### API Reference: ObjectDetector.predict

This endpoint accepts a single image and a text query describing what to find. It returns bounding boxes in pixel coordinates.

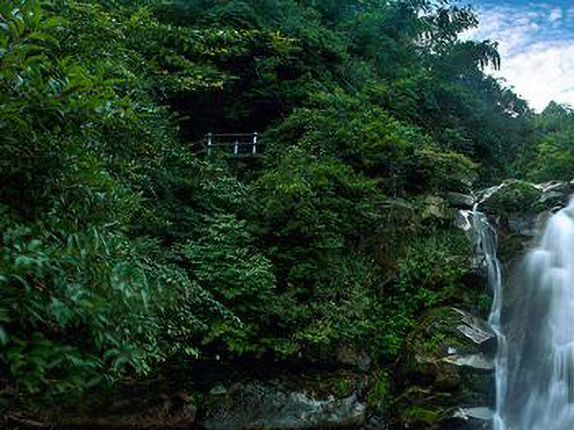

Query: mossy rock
[407,308,479,360]
[394,386,455,430]
[481,181,569,215]
[497,225,531,267]
[392,307,494,429]
[481,181,541,214]
[201,376,367,430]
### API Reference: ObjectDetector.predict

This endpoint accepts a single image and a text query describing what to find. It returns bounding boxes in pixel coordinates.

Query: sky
[463,0,574,112]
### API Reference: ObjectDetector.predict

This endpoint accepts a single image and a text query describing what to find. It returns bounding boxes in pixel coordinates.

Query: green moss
[498,230,529,264]
[459,371,494,405]
[408,307,476,360]
[484,181,544,213]
[402,405,441,421]
[395,387,454,429]
[391,304,491,429]
[332,373,355,397]
[477,292,492,317]
[367,370,390,414]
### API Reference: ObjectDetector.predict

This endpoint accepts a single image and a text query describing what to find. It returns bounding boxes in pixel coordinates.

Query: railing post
[234,139,239,156]
[252,132,258,155]
[207,132,213,156]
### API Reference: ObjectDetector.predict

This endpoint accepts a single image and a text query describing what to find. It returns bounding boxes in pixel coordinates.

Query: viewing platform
[204,132,264,158]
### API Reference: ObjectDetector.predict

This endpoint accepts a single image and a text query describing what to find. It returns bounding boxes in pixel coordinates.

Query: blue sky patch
[463,0,574,111]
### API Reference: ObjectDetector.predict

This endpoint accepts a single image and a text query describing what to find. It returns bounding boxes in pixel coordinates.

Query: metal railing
[205,132,262,157]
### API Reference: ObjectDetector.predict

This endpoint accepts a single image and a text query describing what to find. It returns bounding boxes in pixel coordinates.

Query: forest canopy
[0,0,569,407]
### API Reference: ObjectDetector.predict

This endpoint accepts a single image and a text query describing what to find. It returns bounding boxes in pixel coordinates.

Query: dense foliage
[0,0,566,409]
[520,102,574,182]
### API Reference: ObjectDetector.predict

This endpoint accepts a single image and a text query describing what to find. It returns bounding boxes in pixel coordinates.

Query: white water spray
[495,198,574,430]
[472,202,507,430]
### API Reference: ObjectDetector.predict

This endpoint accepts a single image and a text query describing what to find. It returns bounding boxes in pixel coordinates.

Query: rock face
[453,308,495,345]
[479,180,573,238]
[426,179,574,430]
[337,346,372,371]
[453,407,493,429]
[475,180,574,269]
[391,187,523,430]
[445,192,475,209]
[201,380,366,430]
[442,353,493,370]
[395,306,495,429]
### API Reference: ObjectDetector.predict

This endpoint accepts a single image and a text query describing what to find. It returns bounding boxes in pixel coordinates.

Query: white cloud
[500,42,574,111]
[549,8,562,23]
[463,2,574,111]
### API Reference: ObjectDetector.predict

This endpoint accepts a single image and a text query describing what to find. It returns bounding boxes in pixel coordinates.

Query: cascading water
[472,191,574,430]
[472,203,507,430]
[499,198,574,430]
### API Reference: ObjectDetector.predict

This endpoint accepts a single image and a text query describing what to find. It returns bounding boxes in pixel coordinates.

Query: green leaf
[0,326,8,345]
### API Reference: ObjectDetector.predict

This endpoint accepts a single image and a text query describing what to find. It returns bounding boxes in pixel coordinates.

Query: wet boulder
[394,307,495,430]
[200,378,367,430]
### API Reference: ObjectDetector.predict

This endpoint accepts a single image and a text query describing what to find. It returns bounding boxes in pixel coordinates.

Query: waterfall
[474,194,574,430]
[497,199,574,430]
[472,205,507,430]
